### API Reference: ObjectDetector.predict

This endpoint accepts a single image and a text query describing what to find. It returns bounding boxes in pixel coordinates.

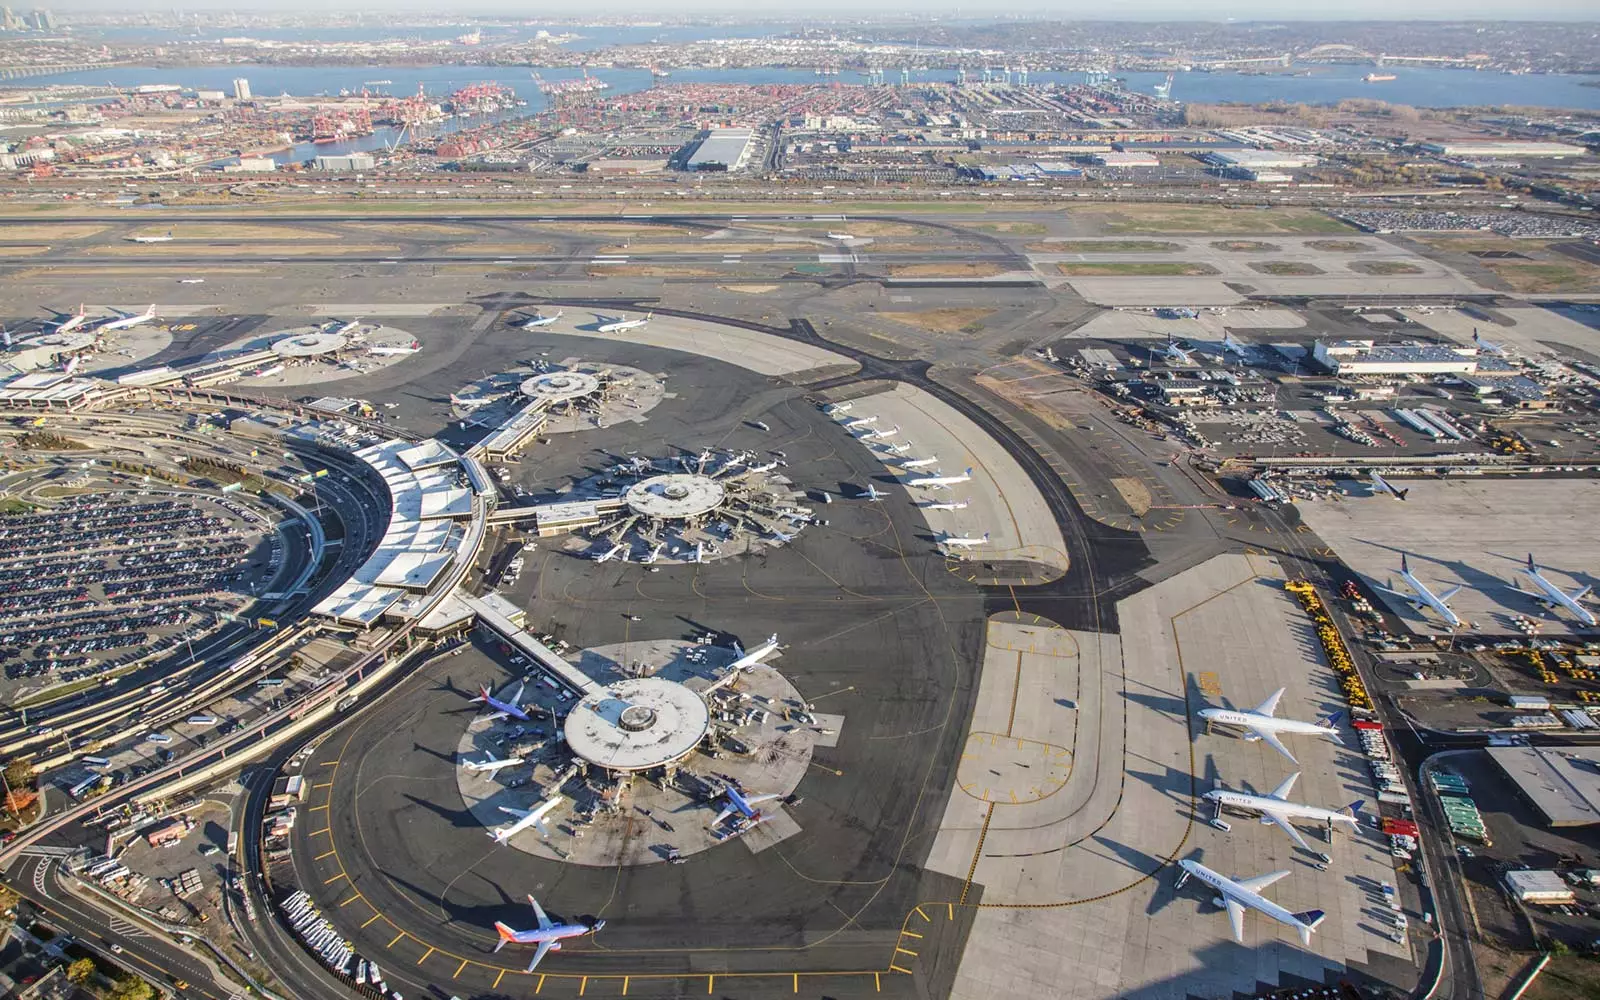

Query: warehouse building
[1488,745,1600,827]
[1420,141,1586,159]
[1313,339,1480,376]
[313,153,375,172]
[1207,149,1319,171]
[685,128,755,172]
[1092,150,1159,168]
[1504,869,1577,905]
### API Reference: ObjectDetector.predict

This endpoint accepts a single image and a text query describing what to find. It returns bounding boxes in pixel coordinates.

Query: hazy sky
[39,0,1600,18]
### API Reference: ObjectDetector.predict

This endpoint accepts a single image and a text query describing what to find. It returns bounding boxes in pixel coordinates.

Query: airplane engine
[1211,896,1226,909]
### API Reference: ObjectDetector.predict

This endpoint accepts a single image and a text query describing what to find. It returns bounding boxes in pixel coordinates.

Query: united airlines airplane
[1197,688,1344,765]
[1373,554,1465,628]
[1515,553,1596,627]
[1176,859,1325,946]
[1204,773,1363,852]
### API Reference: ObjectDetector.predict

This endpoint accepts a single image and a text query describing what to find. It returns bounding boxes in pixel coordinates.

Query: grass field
[885,308,996,334]
[1026,240,1181,253]
[85,242,400,257]
[1091,205,1353,235]
[1307,239,1377,253]
[344,222,479,236]
[0,245,47,257]
[531,222,698,239]
[743,220,927,237]
[1528,954,1600,1000]
[1482,262,1596,293]
[0,224,109,240]
[1250,260,1324,275]
[597,241,784,254]
[587,264,728,277]
[1211,240,1280,252]
[971,221,1048,235]
[1056,261,1220,276]
[720,284,782,294]
[887,262,1011,278]
[1348,260,1425,275]
[443,243,555,255]
[127,223,340,240]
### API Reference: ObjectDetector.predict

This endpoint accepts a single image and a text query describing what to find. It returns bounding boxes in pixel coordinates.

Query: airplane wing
[745,794,781,807]
[1250,688,1285,718]
[1235,870,1291,893]
[1436,585,1464,602]
[1268,773,1299,800]
[527,939,554,973]
[529,896,554,930]
[1260,810,1311,852]
[1371,585,1419,605]
[1224,898,1246,943]
[499,805,532,819]
[712,806,736,826]
[1249,726,1299,765]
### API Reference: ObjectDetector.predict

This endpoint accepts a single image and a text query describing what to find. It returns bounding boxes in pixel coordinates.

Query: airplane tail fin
[1345,799,1365,817]
[1400,554,1410,574]
[1293,909,1326,945]
[472,686,489,703]
[493,922,516,950]
[1528,553,1538,572]
[1394,485,1409,501]
[964,467,973,477]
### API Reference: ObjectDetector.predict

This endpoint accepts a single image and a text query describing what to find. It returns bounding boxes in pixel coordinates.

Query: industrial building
[1092,151,1160,168]
[223,157,277,173]
[313,153,375,172]
[1503,869,1577,905]
[685,128,755,172]
[1312,339,1480,376]
[1207,149,1319,171]
[1488,745,1600,827]
[1419,141,1586,159]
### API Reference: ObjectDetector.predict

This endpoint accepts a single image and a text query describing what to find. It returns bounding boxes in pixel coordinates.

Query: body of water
[16,62,1600,113]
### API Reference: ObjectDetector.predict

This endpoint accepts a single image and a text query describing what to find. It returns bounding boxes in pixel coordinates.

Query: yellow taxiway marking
[361,914,383,929]
[323,872,346,885]
[896,947,918,957]
[314,850,336,861]
[310,804,329,811]
[914,906,930,922]
[312,782,332,789]
[580,976,589,996]
[875,972,882,992]
[706,976,714,994]
[947,903,955,920]
[793,973,800,993]
[387,931,405,948]
[493,970,505,989]
[319,761,340,766]
[537,973,547,993]
[901,930,923,939]
[890,964,913,975]
[417,947,434,965]
[340,893,361,907]
[309,827,331,836]
[454,959,468,979]
[622,976,630,996]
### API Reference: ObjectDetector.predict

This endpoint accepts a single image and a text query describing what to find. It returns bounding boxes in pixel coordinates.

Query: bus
[257,678,286,688]
[81,756,112,769]
[187,714,218,727]
[68,775,102,799]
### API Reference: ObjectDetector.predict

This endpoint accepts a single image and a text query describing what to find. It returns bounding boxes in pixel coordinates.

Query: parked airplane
[885,441,912,454]
[1373,554,1465,628]
[856,484,887,502]
[98,305,157,332]
[1369,472,1409,501]
[520,310,563,328]
[864,424,901,440]
[1204,773,1363,852]
[899,455,940,470]
[924,499,970,511]
[769,529,796,544]
[826,232,854,241]
[597,312,652,333]
[825,401,852,414]
[1175,859,1326,946]
[1222,332,1248,358]
[471,681,531,722]
[50,304,89,334]
[329,318,362,337]
[937,530,990,549]
[450,393,493,412]
[488,796,566,848]
[1515,554,1597,627]
[127,230,174,243]
[1162,335,1195,365]
[368,342,420,356]
[1197,689,1344,765]
[492,893,603,972]
[593,542,627,563]
[907,467,973,490]
[842,415,877,430]
[177,278,205,284]
[712,783,781,827]
[462,754,525,779]
[1473,328,1505,356]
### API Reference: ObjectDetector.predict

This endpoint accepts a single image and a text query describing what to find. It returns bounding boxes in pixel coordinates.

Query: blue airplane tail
[1346,799,1364,816]
[1293,909,1326,929]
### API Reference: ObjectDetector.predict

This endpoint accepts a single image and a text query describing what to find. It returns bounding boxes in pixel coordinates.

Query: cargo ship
[1364,73,1397,82]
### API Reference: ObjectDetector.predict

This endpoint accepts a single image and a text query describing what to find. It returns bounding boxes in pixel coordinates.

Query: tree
[65,957,96,984]
[108,975,155,1000]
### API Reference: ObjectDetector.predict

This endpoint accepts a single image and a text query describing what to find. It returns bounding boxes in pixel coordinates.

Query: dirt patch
[1348,260,1425,276]
[526,223,696,239]
[1307,239,1377,253]
[745,220,926,237]
[587,264,726,278]
[1480,262,1596,293]
[720,284,781,294]
[443,242,555,255]
[84,243,399,257]
[0,245,47,257]
[1527,954,1600,1000]
[1026,240,1181,253]
[886,308,996,335]
[0,224,108,240]
[1110,477,1153,517]
[597,241,782,255]
[972,221,1047,235]
[1055,261,1219,276]
[887,262,1009,278]
[1088,205,1353,235]
[975,365,1077,431]
[1248,260,1325,276]
[126,223,340,240]
[1210,240,1280,253]
[344,222,479,236]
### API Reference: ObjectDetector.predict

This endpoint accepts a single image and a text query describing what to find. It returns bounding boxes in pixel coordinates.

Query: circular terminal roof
[564,677,710,773]
[520,370,601,404]
[625,473,726,521]
[272,332,349,358]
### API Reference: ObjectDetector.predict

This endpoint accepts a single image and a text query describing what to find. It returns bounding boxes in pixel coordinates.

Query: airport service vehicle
[471,681,530,722]
[461,754,524,779]
[597,312,651,333]
[493,894,604,972]
[1369,472,1409,501]
[1197,688,1344,765]
[488,795,565,846]
[1514,553,1597,627]
[1204,773,1363,852]
[520,310,563,328]
[906,467,974,490]
[1176,859,1325,945]
[1373,554,1465,628]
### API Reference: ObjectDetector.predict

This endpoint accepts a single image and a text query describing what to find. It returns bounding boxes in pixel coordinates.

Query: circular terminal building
[624,474,727,521]
[271,331,349,359]
[564,676,711,774]
[520,370,602,407]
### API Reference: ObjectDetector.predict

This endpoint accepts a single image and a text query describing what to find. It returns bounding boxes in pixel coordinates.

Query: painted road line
[417,946,434,965]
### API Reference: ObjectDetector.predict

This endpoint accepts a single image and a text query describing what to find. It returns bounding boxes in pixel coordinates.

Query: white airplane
[899,456,940,470]
[450,393,493,412]
[864,424,901,440]
[368,342,420,356]
[641,541,666,564]
[98,305,157,332]
[488,796,567,847]
[907,467,973,490]
[1197,689,1344,765]
[492,893,603,972]
[694,541,706,564]
[1473,328,1505,356]
[178,278,205,284]
[1162,335,1195,364]
[1204,773,1364,852]
[1175,859,1326,946]
[1221,332,1248,358]
[842,415,876,430]
[924,498,970,511]
[826,232,854,241]
[127,229,174,243]
[329,318,362,337]
[885,441,912,454]
[461,753,525,779]
[856,484,887,501]
[594,542,627,563]
[520,310,563,328]
[62,355,82,374]
[937,530,989,549]
[1373,554,1464,629]
[769,529,796,544]
[0,328,10,349]
[50,304,89,334]
[712,783,781,827]
[1515,553,1597,627]
[825,401,852,414]
[1369,472,1408,501]
[471,681,530,722]
[597,311,652,333]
